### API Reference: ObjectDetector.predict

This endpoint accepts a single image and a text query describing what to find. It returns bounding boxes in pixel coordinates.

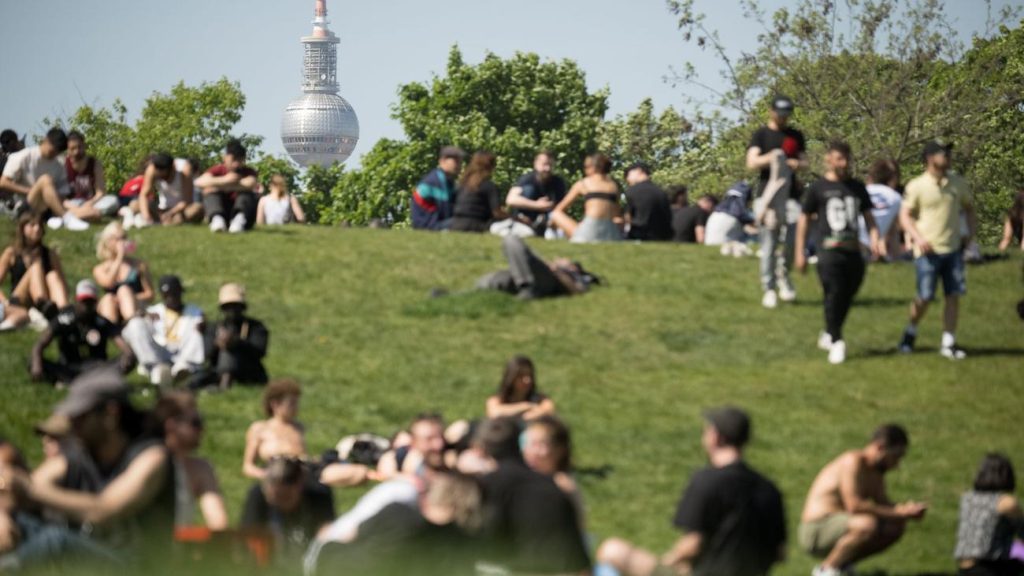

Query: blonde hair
[426,472,483,532]
[96,221,124,261]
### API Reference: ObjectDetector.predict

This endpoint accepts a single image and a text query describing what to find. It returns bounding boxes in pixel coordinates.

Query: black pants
[959,560,1024,576]
[203,191,256,227]
[816,250,865,341]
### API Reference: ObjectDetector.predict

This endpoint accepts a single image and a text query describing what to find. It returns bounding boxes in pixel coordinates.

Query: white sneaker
[812,565,843,576]
[209,215,227,233]
[940,344,967,360]
[762,289,778,309]
[228,213,247,234]
[778,282,796,302]
[27,308,49,332]
[817,331,833,351]
[150,364,173,387]
[120,207,135,230]
[46,216,64,230]
[134,213,151,228]
[63,212,90,231]
[828,340,847,364]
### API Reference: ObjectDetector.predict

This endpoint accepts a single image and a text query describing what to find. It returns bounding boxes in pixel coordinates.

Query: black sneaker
[898,330,916,354]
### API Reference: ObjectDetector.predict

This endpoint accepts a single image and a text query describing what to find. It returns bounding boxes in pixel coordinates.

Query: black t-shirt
[51,309,120,365]
[802,177,872,253]
[673,461,786,576]
[625,181,673,241]
[672,205,709,243]
[749,126,806,195]
[479,460,590,574]
[317,503,475,576]
[451,180,501,230]
[513,171,567,221]
[241,480,335,553]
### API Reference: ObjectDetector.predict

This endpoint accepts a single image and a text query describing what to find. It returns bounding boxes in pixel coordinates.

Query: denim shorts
[915,251,966,301]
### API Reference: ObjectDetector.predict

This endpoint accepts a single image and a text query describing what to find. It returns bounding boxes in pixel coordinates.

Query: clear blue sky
[0,0,1017,167]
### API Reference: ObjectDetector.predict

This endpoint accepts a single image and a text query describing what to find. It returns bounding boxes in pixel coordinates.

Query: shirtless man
[375,414,446,480]
[799,424,928,576]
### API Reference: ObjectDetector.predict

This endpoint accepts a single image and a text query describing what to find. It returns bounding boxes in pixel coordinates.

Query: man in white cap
[198,282,269,390]
[29,280,133,387]
[122,275,205,386]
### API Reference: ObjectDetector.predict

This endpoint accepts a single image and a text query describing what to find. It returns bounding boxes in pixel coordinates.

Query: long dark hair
[1008,189,1024,226]
[459,151,496,193]
[12,212,44,255]
[973,452,1016,493]
[497,355,536,403]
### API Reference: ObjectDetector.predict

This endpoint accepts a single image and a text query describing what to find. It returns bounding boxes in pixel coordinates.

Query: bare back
[578,175,621,220]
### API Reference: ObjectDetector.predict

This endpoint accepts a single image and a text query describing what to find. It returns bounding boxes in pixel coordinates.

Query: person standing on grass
[746,96,808,308]
[596,406,787,576]
[795,141,881,365]
[798,424,927,576]
[897,141,976,359]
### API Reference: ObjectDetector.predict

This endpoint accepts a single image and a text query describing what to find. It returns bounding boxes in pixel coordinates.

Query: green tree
[55,78,262,194]
[320,46,609,225]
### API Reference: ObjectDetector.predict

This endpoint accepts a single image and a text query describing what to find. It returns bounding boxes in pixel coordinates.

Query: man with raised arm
[799,424,927,576]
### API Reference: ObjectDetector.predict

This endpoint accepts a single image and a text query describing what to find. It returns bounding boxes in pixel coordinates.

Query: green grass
[1,219,1022,575]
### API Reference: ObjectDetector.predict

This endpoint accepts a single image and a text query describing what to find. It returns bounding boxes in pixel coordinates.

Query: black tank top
[10,247,53,291]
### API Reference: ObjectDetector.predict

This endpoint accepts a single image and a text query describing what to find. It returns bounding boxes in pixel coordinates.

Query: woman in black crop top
[485,355,556,421]
[92,221,154,325]
[0,213,69,329]
[550,153,623,243]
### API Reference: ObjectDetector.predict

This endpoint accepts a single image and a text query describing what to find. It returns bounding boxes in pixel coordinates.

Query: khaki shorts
[798,513,850,557]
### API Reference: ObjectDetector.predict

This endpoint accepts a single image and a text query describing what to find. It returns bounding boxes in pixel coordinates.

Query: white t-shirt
[1,146,71,197]
[155,158,191,210]
[858,183,902,246]
[261,195,294,225]
[146,302,204,351]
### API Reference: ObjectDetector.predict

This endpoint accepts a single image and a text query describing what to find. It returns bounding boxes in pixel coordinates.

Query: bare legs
[98,285,138,324]
[24,175,67,217]
[908,295,958,334]
[596,538,661,576]
[549,210,578,239]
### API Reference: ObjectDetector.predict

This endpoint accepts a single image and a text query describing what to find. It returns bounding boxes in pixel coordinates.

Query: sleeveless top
[105,264,144,295]
[65,156,97,200]
[174,459,196,527]
[954,491,1021,560]
[263,195,294,225]
[10,247,53,292]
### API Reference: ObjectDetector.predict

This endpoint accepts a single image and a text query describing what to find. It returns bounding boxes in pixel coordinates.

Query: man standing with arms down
[795,141,881,365]
[897,141,976,359]
[596,406,787,576]
[798,424,927,576]
[746,96,808,308]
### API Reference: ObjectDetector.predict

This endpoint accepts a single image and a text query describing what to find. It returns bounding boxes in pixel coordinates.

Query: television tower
[281,0,359,167]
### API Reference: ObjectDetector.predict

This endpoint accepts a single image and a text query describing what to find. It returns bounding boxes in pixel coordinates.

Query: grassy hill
[1,219,1022,575]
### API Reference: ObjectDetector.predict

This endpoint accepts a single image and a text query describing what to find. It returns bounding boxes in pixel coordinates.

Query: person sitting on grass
[152,391,228,533]
[522,416,584,527]
[195,139,259,234]
[241,456,335,558]
[0,213,70,331]
[596,406,787,576]
[199,283,269,390]
[549,153,623,243]
[411,146,463,231]
[256,174,306,226]
[243,379,307,481]
[450,151,515,235]
[798,424,927,576]
[62,131,120,222]
[475,236,599,300]
[92,221,154,326]
[0,127,90,232]
[29,280,134,387]
[955,453,1024,576]
[122,274,205,387]
[134,154,203,227]
[485,355,556,421]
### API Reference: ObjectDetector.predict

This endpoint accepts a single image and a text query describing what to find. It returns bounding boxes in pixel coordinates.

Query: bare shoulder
[997,493,1021,516]
[246,420,268,437]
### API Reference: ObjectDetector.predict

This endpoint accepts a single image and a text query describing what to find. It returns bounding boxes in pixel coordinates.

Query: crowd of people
[1,93,1023,576]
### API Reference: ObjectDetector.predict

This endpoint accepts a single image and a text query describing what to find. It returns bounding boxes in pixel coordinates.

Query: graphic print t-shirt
[802,177,872,252]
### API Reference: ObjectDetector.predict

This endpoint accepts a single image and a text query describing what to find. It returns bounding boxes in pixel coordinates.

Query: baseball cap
[159,275,184,294]
[439,146,465,160]
[624,162,652,179]
[53,364,129,419]
[771,96,795,113]
[218,282,246,306]
[703,406,751,448]
[75,279,99,302]
[922,140,953,159]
